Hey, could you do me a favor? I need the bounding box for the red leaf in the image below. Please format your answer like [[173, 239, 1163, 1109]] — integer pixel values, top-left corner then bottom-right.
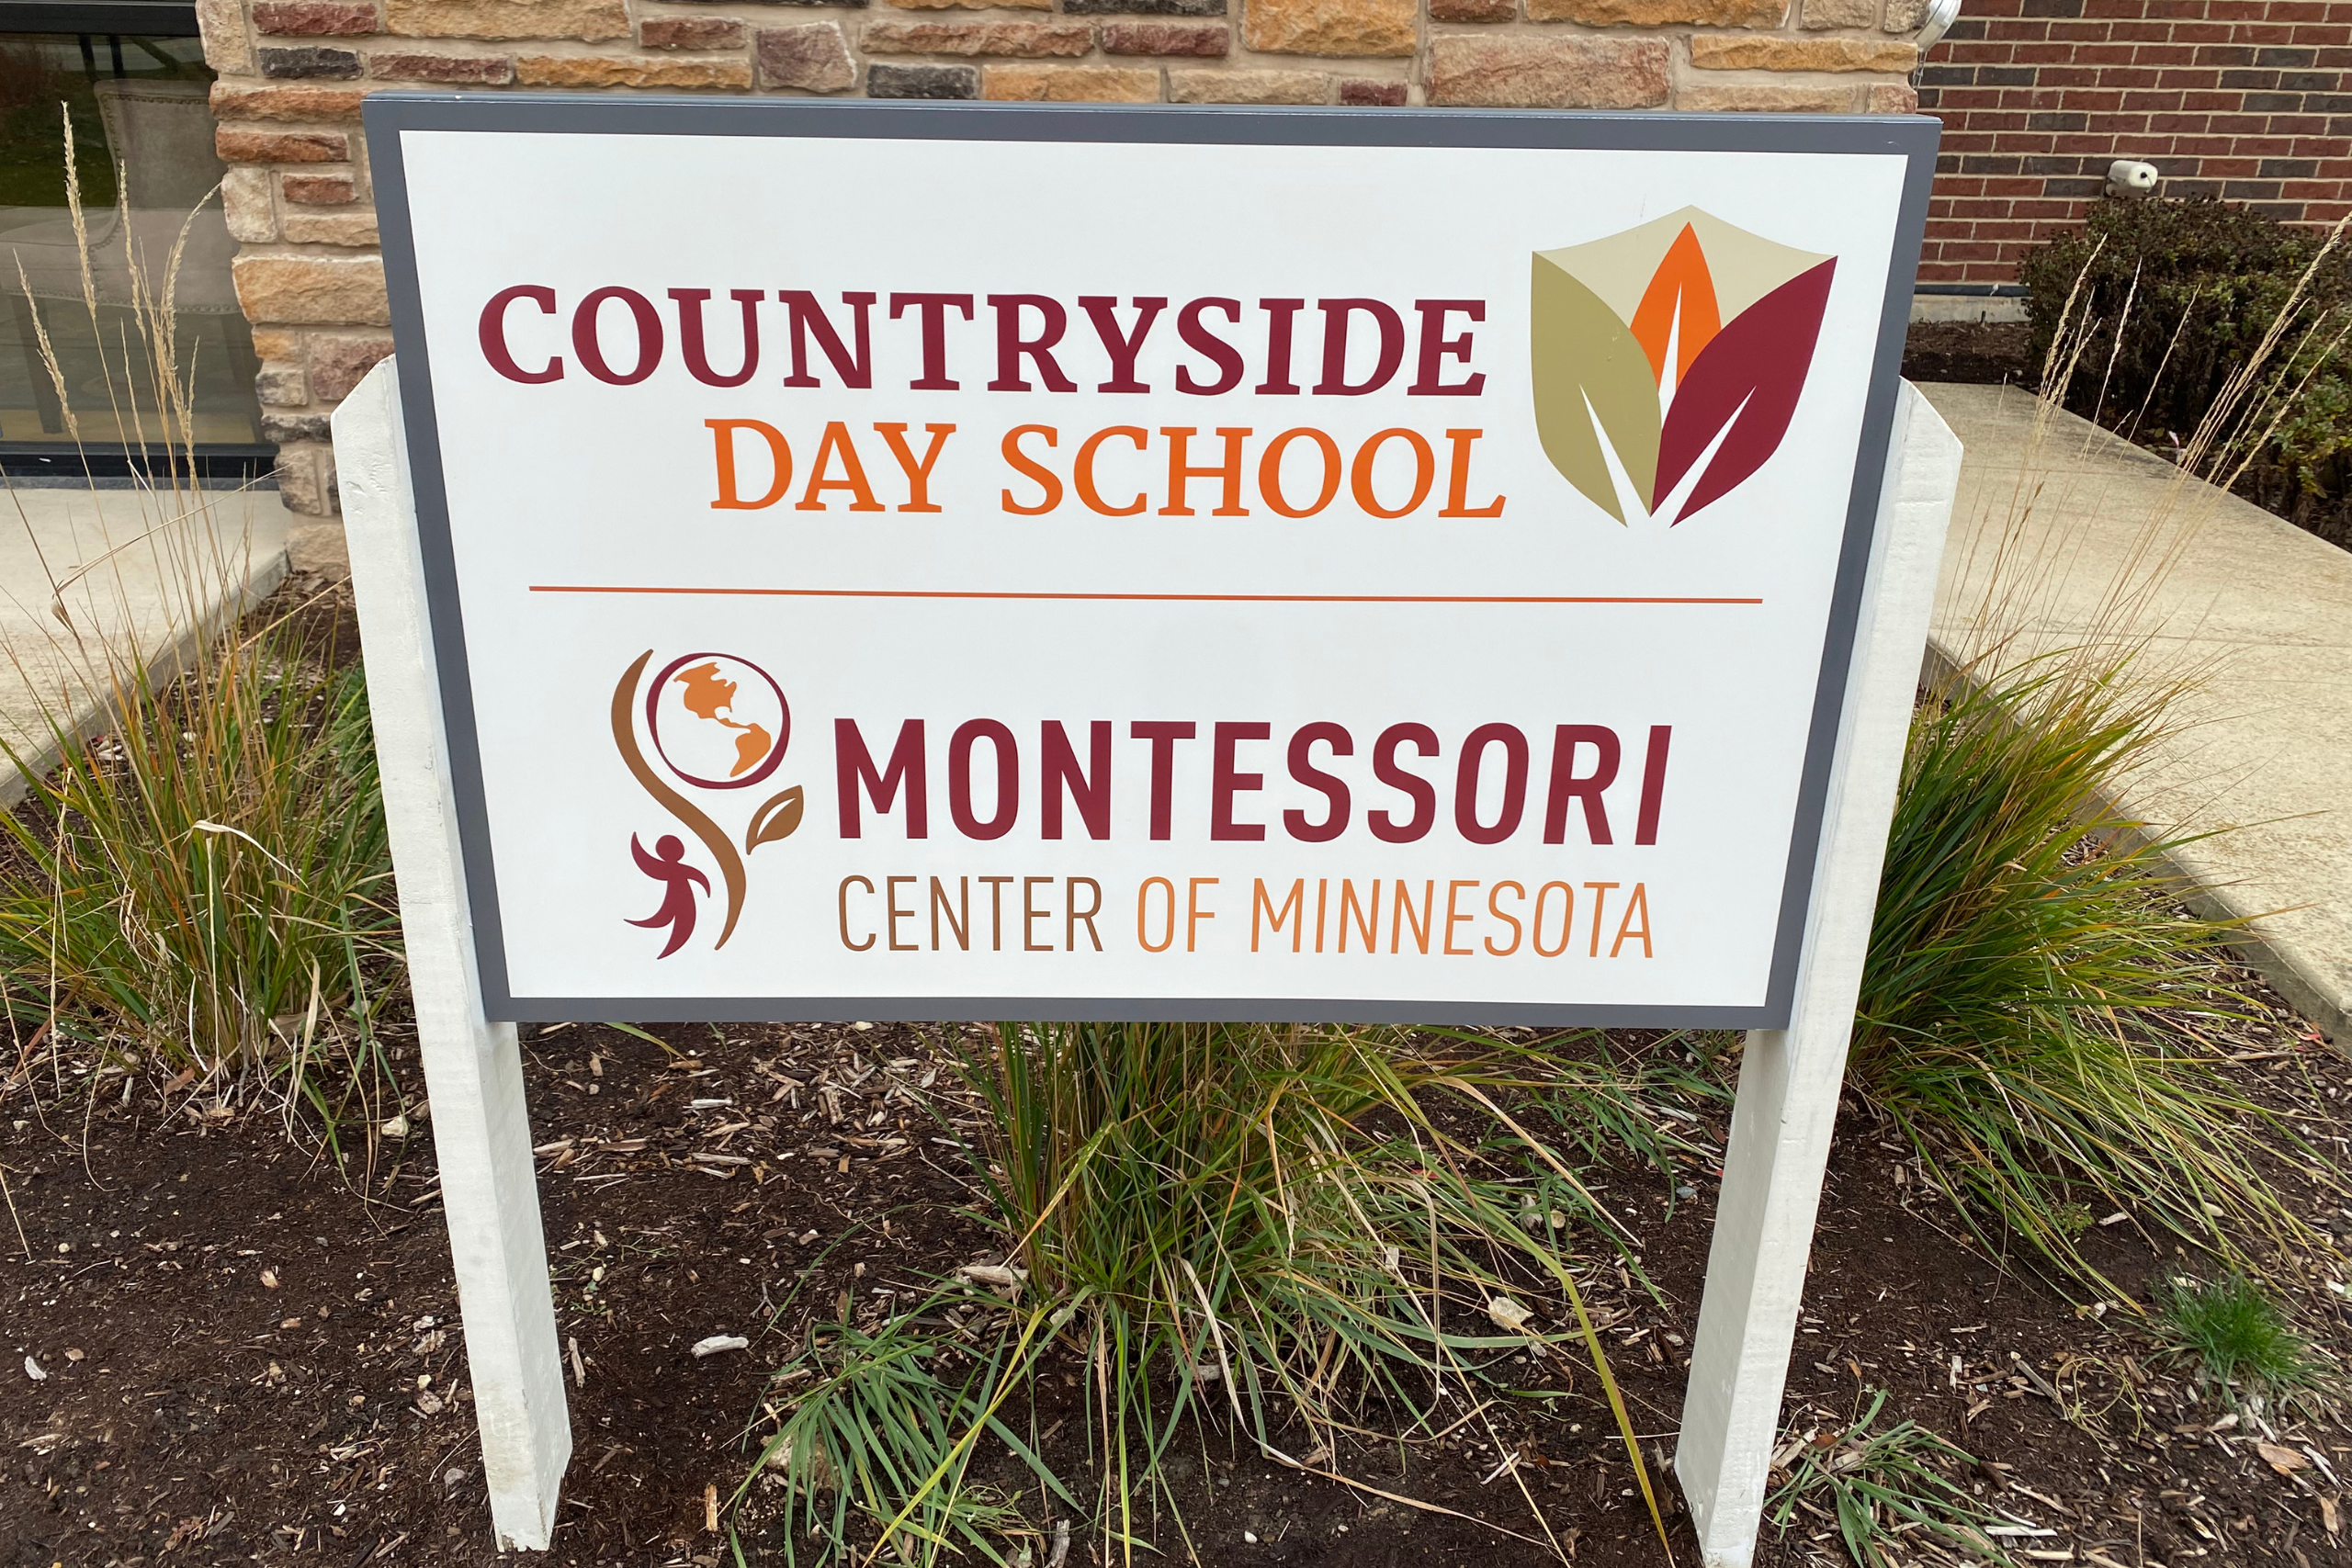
[[1654, 258, 1836, 522]]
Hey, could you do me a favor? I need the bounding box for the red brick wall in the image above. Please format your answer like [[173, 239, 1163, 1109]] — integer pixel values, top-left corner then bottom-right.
[[1917, 0, 2352, 285]]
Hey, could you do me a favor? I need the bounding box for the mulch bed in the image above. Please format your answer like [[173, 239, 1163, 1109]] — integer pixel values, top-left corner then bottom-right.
[[4, 995, 2348, 1568], [1902, 322, 2033, 388]]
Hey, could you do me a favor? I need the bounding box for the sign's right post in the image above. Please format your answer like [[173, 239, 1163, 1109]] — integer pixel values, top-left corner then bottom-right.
[[1676, 381, 1963, 1568]]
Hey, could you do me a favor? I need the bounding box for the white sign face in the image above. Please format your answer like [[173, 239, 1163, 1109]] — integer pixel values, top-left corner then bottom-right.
[[368, 98, 1933, 1024]]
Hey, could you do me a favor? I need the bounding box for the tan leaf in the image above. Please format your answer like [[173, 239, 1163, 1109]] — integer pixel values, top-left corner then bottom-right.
[[2256, 1440, 2309, 1476], [745, 785, 804, 852]]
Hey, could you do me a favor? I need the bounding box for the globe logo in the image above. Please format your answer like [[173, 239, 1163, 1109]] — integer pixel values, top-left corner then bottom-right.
[[643, 652, 789, 792]]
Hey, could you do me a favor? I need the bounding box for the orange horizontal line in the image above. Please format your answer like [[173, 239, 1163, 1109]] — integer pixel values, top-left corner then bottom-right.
[[526, 585, 1765, 606]]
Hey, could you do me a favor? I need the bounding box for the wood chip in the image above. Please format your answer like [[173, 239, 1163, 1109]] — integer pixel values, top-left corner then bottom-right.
[[2257, 1441, 2310, 1475]]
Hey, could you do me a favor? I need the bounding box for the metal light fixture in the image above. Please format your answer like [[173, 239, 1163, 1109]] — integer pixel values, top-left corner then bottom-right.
[[1916, 0, 1962, 52]]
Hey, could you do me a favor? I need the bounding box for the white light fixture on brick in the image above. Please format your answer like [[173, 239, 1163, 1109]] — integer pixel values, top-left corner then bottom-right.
[[1917, 0, 1962, 52]]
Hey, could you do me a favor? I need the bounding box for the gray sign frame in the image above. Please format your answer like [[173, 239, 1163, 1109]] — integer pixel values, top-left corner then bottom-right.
[[363, 93, 1939, 1026]]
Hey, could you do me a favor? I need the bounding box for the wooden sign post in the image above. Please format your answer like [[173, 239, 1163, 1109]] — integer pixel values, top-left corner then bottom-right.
[[334, 97, 1955, 1562]]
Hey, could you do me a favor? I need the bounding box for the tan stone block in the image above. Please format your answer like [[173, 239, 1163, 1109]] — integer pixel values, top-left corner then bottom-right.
[[888, 0, 1051, 13], [1677, 82, 1854, 111], [1168, 68, 1325, 102], [197, 0, 256, 74], [982, 64, 1159, 100], [1526, 0, 1782, 21], [1100, 21, 1227, 55], [640, 16, 745, 49], [862, 20, 1092, 55], [1430, 0, 1511, 20], [309, 333, 396, 400], [211, 83, 371, 121], [283, 210, 382, 244], [222, 166, 277, 243], [754, 24, 855, 90], [274, 447, 331, 516], [233, 254, 390, 325], [385, 0, 628, 41], [1244, 0, 1413, 57], [288, 519, 352, 576], [515, 54, 752, 87], [251, 328, 304, 361], [1426, 36, 1668, 107], [1865, 80, 1917, 111], [1882, 0, 1925, 29], [218, 128, 350, 162], [1688, 34, 1916, 70], [1800, 0, 1877, 25]]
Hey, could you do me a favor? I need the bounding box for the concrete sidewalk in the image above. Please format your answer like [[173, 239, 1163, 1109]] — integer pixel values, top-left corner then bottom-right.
[[0, 481, 290, 809], [1917, 381, 2352, 1046]]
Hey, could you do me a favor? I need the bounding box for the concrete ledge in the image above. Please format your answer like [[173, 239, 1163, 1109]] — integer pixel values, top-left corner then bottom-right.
[[0, 484, 291, 810], [1918, 381, 2352, 1047]]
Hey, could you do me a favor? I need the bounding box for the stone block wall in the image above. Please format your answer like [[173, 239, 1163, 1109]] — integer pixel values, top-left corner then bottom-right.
[[1917, 1, 2352, 284], [193, 0, 1928, 525]]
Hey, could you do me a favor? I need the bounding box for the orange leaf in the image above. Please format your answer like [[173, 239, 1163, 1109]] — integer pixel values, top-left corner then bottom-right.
[[1629, 223, 1722, 387]]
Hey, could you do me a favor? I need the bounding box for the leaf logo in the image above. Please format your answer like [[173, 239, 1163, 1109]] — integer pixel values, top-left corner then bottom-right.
[[1532, 208, 1835, 525], [611, 649, 803, 959]]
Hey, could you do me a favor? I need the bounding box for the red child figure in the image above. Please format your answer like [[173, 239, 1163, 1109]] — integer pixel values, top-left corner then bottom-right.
[[627, 833, 710, 958]]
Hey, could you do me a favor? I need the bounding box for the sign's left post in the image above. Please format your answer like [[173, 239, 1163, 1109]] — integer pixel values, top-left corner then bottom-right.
[[334, 359, 572, 1550]]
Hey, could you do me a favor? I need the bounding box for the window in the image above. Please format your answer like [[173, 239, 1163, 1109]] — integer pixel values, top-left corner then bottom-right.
[[0, 3, 266, 479]]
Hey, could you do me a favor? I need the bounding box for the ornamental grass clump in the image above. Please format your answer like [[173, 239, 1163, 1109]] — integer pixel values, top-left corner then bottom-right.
[[0, 620, 397, 1089], [967, 1021, 1656, 1554], [0, 114, 400, 1122], [1767, 1391, 2015, 1568], [2151, 1273, 2328, 1412], [742, 1024, 1692, 1562], [1847, 653, 2304, 1294]]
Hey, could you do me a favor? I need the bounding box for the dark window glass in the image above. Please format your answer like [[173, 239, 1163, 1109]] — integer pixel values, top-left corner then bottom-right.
[[0, 30, 263, 455]]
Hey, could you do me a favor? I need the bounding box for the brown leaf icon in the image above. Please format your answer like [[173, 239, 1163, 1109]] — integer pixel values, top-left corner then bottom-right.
[[745, 785, 803, 852]]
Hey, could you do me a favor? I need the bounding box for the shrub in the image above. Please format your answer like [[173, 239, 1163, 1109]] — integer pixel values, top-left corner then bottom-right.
[[2019, 197, 2352, 541]]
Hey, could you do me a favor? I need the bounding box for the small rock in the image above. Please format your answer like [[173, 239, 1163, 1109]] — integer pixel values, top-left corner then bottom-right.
[[63, 1348, 84, 1363], [23, 1356, 45, 1381], [1487, 1295, 1535, 1334], [692, 1335, 750, 1359], [380, 1113, 410, 1140]]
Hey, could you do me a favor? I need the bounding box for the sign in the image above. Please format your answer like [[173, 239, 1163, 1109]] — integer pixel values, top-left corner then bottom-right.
[[368, 98, 1935, 1024]]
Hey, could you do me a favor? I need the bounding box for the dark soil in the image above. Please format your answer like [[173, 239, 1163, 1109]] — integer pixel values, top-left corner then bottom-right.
[[1902, 321, 2033, 388], [5, 990, 2348, 1568]]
